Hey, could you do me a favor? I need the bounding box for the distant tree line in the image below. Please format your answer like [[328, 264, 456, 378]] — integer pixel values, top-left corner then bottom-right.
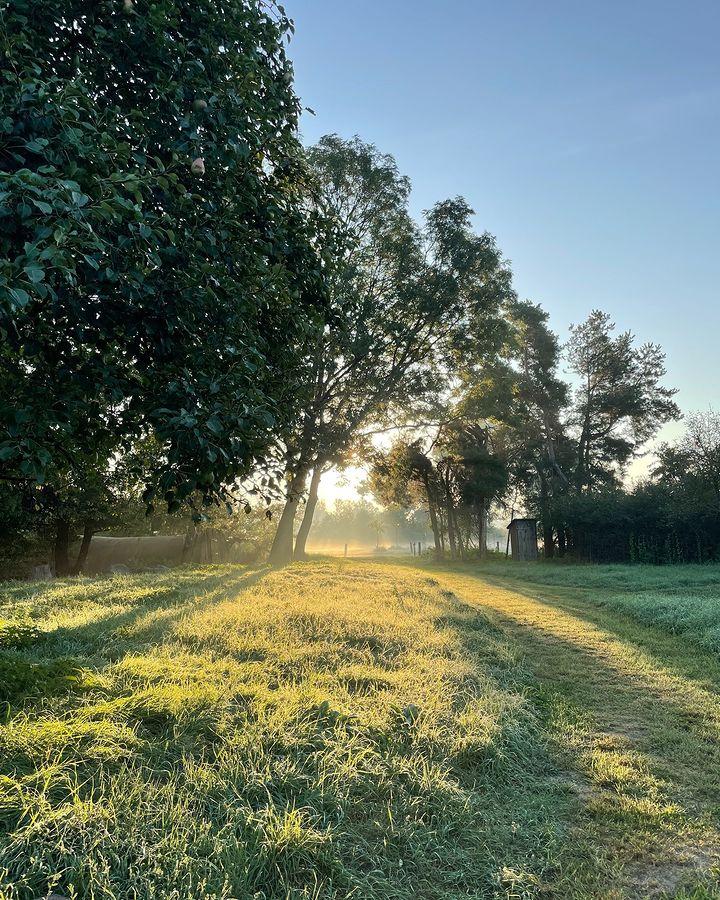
[[0, 0, 711, 575], [370, 309, 720, 564]]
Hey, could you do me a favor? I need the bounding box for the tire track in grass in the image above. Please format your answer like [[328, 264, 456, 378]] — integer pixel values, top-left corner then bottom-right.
[[424, 565, 720, 898]]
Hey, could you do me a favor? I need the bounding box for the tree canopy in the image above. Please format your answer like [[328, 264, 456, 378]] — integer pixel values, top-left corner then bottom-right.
[[0, 4, 698, 574], [267, 134, 514, 565], [1, 0, 326, 510]]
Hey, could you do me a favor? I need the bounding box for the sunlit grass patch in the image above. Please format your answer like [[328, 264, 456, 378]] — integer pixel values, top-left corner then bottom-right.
[[0, 561, 569, 899]]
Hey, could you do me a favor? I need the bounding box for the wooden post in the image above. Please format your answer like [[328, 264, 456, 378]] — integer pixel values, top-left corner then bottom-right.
[[344, 543, 348, 558]]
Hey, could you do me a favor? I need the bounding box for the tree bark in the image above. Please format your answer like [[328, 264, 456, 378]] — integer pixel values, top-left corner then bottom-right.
[[444, 477, 457, 558], [268, 469, 308, 567], [477, 497, 487, 558], [54, 518, 71, 577], [543, 524, 555, 559], [71, 521, 95, 575], [294, 464, 323, 560], [539, 474, 554, 559], [421, 472, 442, 556], [455, 510, 465, 559]]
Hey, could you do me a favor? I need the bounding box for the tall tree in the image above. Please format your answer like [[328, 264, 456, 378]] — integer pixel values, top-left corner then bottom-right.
[[369, 440, 444, 554], [268, 135, 514, 565], [567, 310, 680, 493], [506, 301, 570, 555], [1, 0, 325, 512]]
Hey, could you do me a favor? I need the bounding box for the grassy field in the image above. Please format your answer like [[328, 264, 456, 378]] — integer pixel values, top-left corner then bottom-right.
[[2, 559, 720, 898]]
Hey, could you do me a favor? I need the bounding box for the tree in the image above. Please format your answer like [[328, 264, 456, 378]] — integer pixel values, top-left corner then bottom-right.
[[369, 440, 444, 554], [369, 419, 509, 561], [505, 301, 570, 556], [1, 0, 326, 513], [567, 311, 680, 494], [268, 135, 513, 565], [663, 409, 720, 504]]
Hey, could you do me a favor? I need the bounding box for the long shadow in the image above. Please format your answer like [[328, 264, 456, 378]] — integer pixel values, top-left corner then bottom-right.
[[427, 565, 720, 800], [43, 566, 270, 656], [413, 564, 720, 895], [3, 566, 272, 713], [475, 568, 720, 687], [425, 561, 720, 692]]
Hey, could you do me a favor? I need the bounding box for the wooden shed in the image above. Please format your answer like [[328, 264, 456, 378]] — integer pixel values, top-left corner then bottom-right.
[[507, 518, 538, 561]]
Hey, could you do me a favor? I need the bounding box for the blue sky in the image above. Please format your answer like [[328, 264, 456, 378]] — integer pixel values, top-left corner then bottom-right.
[[286, 0, 719, 445]]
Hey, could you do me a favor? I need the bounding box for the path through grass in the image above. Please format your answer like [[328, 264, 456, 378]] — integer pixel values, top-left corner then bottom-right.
[[434, 560, 720, 897]]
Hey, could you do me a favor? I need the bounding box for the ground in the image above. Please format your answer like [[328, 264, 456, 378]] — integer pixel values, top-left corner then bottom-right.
[[2, 559, 720, 899]]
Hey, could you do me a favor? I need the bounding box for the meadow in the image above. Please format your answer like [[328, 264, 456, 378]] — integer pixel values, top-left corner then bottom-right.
[[2, 559, 720, 898]]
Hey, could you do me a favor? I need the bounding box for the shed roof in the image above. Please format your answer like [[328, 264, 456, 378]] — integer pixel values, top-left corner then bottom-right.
[[507, 518, 537, 529]]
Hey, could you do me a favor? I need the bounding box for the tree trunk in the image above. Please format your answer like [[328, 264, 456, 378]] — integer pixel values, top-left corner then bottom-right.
[[438, 507, 446, 552], [444, 479, 457, 558], [455, 511, 465, 559], [543, 524, 555, 559], [539, 474, 554, 559], [268, 469, 308, 567], [294, 465, 323, 560], [421, 473, 442, 556], [54, 518, 71, 577], [556, 526, 566, 557], [70, 521, 95, 576], [182, 523, 198, 563], [477, 498, 487, 558]]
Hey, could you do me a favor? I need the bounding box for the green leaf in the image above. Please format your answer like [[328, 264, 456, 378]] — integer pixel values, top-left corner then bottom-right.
[[9, 287, 30, 307], [23, 265, 44, 283]]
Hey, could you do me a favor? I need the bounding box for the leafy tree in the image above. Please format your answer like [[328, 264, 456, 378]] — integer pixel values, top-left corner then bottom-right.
[[369, 440, 443, 553], [369, 421, 509, 561], [505, 301, 570, 555], [657, 410, 720, 504], [268, 135, 513, 565], [1, 0, 325, 512], [567, 310, 679, 493]]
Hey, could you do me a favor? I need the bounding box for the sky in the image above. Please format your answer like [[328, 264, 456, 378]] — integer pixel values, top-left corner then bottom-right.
[[283, 0, 720, 503]]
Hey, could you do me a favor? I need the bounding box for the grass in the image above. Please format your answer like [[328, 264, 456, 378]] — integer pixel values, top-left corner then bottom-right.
[[0, 562, 569, 899], [2, 558, 720, 898], [468, 557, 720, 653]]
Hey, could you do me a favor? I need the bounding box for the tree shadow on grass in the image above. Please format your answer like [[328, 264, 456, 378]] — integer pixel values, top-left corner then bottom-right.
[[426, 566, 720, 895], [454, 563, 720, 692], [2, 566, 272, 710], [439, 569, 720, 795]]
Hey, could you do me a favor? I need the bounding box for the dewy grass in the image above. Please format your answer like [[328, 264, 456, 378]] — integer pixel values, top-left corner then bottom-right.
[[0, 562, 569, 900], [3, 558, 720, 898]]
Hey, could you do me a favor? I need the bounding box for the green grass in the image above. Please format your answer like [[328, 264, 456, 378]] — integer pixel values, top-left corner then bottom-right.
[[473, 557, 720, 653], [472, 558, 720, 592], [2, 559, 720, 898], [0, 562, 571, 900]]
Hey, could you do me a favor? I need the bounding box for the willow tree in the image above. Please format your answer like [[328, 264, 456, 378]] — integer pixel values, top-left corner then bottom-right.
[[267, 135, 514, 565], [0, 0, 325, 519]]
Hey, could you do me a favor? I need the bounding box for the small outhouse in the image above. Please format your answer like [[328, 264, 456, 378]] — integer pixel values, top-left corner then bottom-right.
[[507, 518, 538, 561]]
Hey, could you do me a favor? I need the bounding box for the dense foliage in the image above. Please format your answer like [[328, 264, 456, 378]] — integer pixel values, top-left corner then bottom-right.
[[0, 3, 708, 574], [1, 0, 325, 506], [369, 306, 693, 563]]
